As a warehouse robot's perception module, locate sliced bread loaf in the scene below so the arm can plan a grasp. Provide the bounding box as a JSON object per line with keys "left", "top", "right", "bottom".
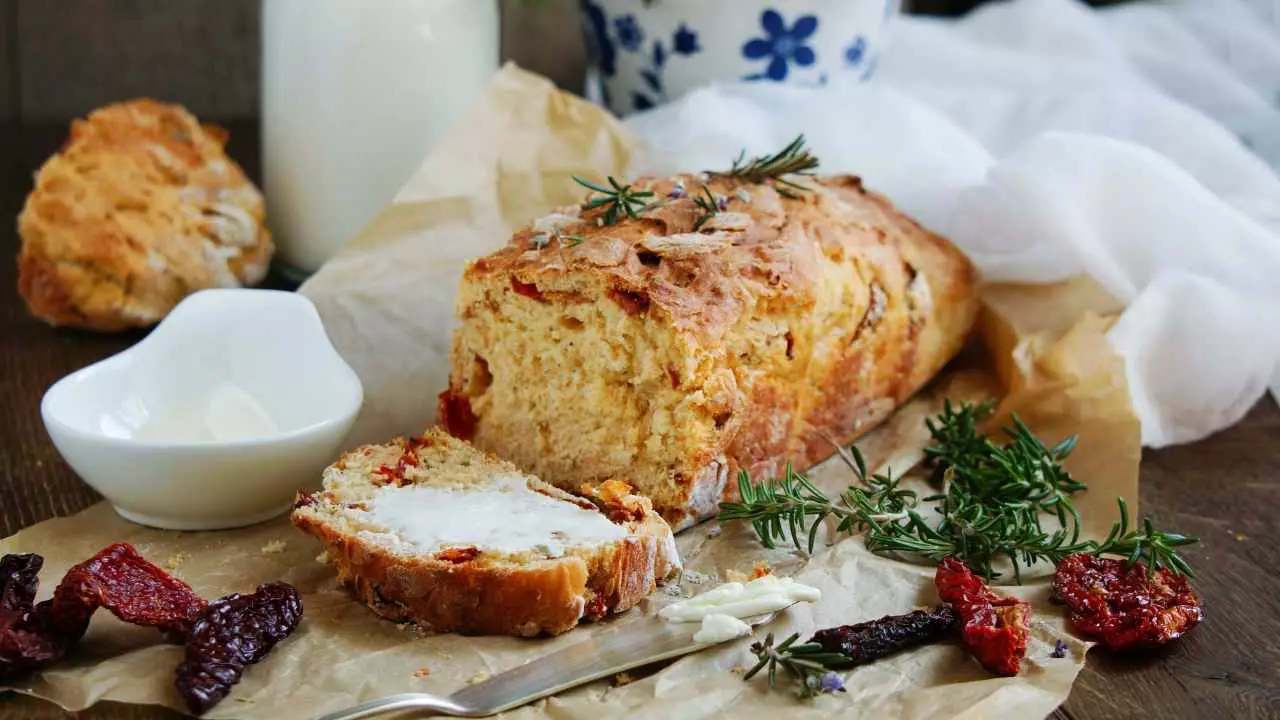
{"left": 291, "top": 427, "right": 681, "bottom": 637}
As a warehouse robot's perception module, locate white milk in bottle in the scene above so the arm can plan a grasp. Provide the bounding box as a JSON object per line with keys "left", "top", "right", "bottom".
{"left": 262, "top": 0, "right": 500, "bottom": 276}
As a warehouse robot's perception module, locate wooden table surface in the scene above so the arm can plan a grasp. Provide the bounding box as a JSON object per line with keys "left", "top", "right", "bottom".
{"left": 1, "top": 121, "right": 1277, "bottom": 720}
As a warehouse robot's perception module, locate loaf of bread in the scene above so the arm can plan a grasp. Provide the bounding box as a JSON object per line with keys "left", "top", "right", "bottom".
{"left": 291, "top": 428, "right": 680, "bottom": 637}
{"left": 439, "top": 173, "right": 978, "bottom": 529}
{"left": 17, "top": 99, "right": 272, "bottom": 331}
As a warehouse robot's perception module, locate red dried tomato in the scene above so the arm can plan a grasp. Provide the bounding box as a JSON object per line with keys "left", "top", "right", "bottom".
{"left": 1052, "top": 553, "right": 1202, "bottom": 651}
{"left": 0, "top": 554, "right": 68, "bottom": 681}
{"left": 935, "top": 557, "right": 1031, "bottom": 676}
{"left": 437, "top": 389, "right": 478, "bottom": 441}
{"left": 47, "top": 542, "right": 207, "bottom": 641}
{"left": 1, "top": 544, "right": 207, "bottom": 681}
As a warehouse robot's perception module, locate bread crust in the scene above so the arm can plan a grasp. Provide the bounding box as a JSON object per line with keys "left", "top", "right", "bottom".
{"left": 17, "top": 98, "right": 272, "bottom": 331}
{"left": 291, "top": 430, "right": 680, "bottom": 637}
{"left": 443, "top": 174, "right": 978, "bottom": 529}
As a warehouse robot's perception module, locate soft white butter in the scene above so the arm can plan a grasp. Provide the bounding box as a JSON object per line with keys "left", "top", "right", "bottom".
{"left": 135, "top": 381, "right": 279, "bottom": 443}
{"left": 692, "top": 613, "right": 753, "bottom": 644}
{"left": 363, "top": 477, "right": 626, "bottom": 557}
{"left": 659, "top": 575, "right": 821, "bottom": 623}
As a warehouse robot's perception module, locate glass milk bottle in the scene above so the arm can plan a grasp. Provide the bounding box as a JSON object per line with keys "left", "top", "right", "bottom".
{"left": 262, "top": 0, "right": 500, "bottom": 277}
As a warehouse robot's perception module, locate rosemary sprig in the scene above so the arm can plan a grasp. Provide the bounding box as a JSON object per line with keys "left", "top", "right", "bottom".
{"left": 572, "top": 175, "right": 656, "bottom": 225}
{"left": 745, "top": 633, "right": 848, "bottom": 698}
{"left": 692, "top": 185, "right": 722, "bottom": 230}
{"left": 720, "top": 135, "right": 820, "bottom": 198}
{"left": 718, "top": 401, "right": 1199, "bottom": 581}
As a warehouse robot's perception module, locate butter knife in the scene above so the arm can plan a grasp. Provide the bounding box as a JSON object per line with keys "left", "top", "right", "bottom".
{"left": 315, "top": 608, "right": 788, "bottom": 720}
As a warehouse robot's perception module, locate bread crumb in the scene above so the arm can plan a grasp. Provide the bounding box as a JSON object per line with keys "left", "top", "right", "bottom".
{"left": 164, "top": 552, "right": 190, "bottom": 572}
{"left": 730, "top": 665, "right": 747, "bottom": 675}
{"left": 613, "top": 672, "right": 635, "bottom": 687}
{"left": 260, "top": 539, "right": 288, "bottom": 554}
{"left": 726, "top": 563, "right": 771, "bottom": 583}
{"left": 1234, "top": 532, "right": 1248, "bottom": 542}
{"left": 413, "top": 666, "right": 433, "bottom": 678}
{"left": 316, "top": 552, "right": 329, "bottom": 564}
{"left": 468, "top": 670, "right": 490, "bottom": 685}
{"left": 706, "top": 524, "right": 722, "bottom": 538}
{"left": 662, "top": 583, "right": 686, "bottom": 598}
{"left": 681, "top": 570, "right": 712, "bottom": 585}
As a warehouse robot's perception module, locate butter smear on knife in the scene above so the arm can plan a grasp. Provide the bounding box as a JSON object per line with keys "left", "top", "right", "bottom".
{"left": 660, "top": 575, "right": 821, "bottom": 623}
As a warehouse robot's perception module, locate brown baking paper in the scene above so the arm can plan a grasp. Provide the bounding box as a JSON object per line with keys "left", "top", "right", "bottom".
{"left": 1, "top": 64, "right": 1139, "bottom": 719}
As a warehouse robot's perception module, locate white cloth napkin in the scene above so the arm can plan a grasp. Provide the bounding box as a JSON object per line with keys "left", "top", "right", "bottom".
{"left": 624, "top": 0, "right": 1280, "bottom": 448}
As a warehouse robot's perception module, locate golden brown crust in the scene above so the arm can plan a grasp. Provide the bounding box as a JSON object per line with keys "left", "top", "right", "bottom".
{"left": 445, "top": 173, "right": 978, "bottom": 528}
{"left": 16, "top": 98, "right": 272, "bottom": 331}
{"left": 291, "top": 428, "right": 680, "bottom": 637}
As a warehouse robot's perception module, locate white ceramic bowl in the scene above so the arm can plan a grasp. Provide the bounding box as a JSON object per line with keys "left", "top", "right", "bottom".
{"left": 41, "top": 289, "right": 363, "bottom": 530}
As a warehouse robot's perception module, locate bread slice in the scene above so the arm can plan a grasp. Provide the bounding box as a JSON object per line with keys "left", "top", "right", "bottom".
{"left": 291, "top": 427, "right": 681, "bottom": 637}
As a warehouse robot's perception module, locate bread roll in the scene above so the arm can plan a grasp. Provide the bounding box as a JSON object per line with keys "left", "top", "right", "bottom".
{"left": 17, "top": 99, "right": 272, "bottom": 331}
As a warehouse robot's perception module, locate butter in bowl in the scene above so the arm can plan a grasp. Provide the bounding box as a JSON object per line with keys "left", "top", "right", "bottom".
{"left": 40, "top": 288, "right": 363, "bottom": 530}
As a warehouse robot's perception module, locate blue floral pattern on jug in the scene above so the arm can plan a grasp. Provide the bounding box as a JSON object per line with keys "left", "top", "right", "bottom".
{"left": 742, "top": 10, "right": 820, "bottom": 81}
{"left": 578, "top": 1, "right": 890, "bottom": 116}
{"left": 844, "top": 36, "right": 867, "bottom": 67}
{"left": 579, "top": 0, "right": 616, "bottom": 77}
{"left": 627, "top": 24, "right": 702, "bottom": 111}
{"left": 614, "top": 14, "right": 645, "bottom": 52}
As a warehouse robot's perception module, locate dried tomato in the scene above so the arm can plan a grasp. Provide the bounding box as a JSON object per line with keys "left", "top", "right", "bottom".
{"left": 47, "top": 543, "right": 207, "bottom": 641}
{"left": 175, "top": 582, "right": 303, "bottom": 715}
{"left": 437, "top": 389, "right": 478, "bottom": 441}
{"left": 0, "top": 554, "right": 67, "bottom": 682}
{"left": 1052, "top": 553, "right": 1202, "bottom": 651}
{"left": 935, "top": 557, "right": 1031, "bottom": 676}
{"left": 809, "top": 606, "right": 956, "bottom": 666}
{"left": 581, "top": 592, "right": 608, "bottom": 622}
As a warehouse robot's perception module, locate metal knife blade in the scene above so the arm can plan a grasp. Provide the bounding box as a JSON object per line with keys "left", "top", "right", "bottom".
{"left": 446, "top": 610, "right": 784, "bottom": 716}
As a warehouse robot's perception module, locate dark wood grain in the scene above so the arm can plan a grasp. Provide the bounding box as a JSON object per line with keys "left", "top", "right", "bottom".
{"left": 1, "top": 121, "right": 1277, "bottom": 720}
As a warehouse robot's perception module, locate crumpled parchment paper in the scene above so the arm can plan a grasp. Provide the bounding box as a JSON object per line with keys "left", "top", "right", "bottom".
{"left": 1, "top": 65, "right": 1139, "bottom": 719}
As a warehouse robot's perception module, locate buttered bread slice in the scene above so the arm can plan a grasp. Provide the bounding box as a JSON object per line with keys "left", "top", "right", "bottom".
{"left": 291, "top": 427, "right": 681, "bottom": 637}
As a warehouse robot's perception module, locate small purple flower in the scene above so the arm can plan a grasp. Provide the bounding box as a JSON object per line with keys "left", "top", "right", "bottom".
{"left": 743, "top": 10, "right": 819, "bottom": 81}
{"left": 716, "top": 194, "right": 729, "bottom": 211}
{"left": 845, "top": 37, "right": 867, "bottom": 67}
{"left": 667, "top": 183, "right": 688, "bottom": 200}
{"left": 673, "top": 23, "right": 701, "bottom": 55}
{"left": 1051, "top": 639, "right": 1069, "bottom": 658}
{"left": 819, "top": 672, "right": 846, "bottom": 693}
{"left": 614, "top": 14, "right": 645, "bottom": 52}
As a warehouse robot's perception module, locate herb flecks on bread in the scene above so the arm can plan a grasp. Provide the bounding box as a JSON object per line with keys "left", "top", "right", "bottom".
{"left": 291, "top": 428, "right": 680, "bottom": 637}
{"left": 440, "top": 140, "right": 979, "bottom": 530}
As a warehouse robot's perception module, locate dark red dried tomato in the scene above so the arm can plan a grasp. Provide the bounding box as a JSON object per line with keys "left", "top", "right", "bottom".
{"left": 1052, "top": 554, "right": 1202, "bottom": 651}
{"left": 175, "top": 582, "right": 303, "bottom": 715}
{"left": 0, "top": 554, "right": 41, "bottom": 625}
{"left": 809, "top": 606, "right": 956, "bottom": 666}
{"left": 511, "top": 277, "right": 546, "bottom": 302}
{"left": 0, "top": 554, "right": 67, "bottom": 682}
{"left": 437, "top": 389, "right": 478, "bottom": 441}
{"left": 582, "top": 592, "right": 608, "bottom": 622}
{"left": 935, "top": 557, "right": 1031, "bottom": 676}
{"left": 607, "top": 287, "right": 650, "bottom": 316}
{"left": 47, "top": 543, "right": 207, "bottom": 641}
{"left": 436, "top": 547, "right": 480, "bottom": 564}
